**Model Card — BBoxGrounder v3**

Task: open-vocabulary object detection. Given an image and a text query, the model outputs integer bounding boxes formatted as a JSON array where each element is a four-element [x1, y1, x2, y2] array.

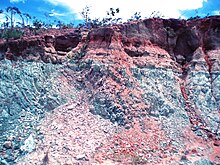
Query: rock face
[[0, 29, 81, 63], [0, 16, 220, 164], [80, 16, 220, 134], [0, 60, 76, 164]]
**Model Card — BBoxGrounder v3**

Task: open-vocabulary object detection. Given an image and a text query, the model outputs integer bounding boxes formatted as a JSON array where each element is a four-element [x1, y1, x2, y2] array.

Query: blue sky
[[180, 0, 220, 18], [0, 0, 220, 26], [0, 0, 78, 25]]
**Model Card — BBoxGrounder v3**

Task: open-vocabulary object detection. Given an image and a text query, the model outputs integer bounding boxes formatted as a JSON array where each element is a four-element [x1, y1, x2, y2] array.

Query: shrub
[[128, 12, 142, 21], [0, 28, 24, 39], [79, 7, 122, 28], [32, 19, 43, 29]]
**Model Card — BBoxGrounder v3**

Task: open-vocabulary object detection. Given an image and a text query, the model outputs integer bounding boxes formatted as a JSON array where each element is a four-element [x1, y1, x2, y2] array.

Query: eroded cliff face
[[0, 16, 220, 164]]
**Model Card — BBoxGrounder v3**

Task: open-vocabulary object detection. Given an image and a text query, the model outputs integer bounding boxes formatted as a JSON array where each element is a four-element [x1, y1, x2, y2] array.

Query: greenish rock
[[0, 59, 76, 164], [193, 159, 214, 165], [20, 134, 35, 153]]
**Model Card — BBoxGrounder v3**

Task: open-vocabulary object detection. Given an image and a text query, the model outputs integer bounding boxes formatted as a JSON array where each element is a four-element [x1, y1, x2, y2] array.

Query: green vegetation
[[6, 7, 22, 28], [79, 7, 122, 28], [55, 20, 74, 29], [128, 12, 142, 21], [0, 5, 168, 33], [0, 28, 24, 39], [0, 5, 125, 39], [80, 6, 91, 28], [20, 13, 32, 27], [0, 5, 211, 40]]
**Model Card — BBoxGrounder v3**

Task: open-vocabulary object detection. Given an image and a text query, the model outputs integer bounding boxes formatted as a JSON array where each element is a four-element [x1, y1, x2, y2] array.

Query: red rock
[[0, 16, 220, 165], [0, 16, 219, 65]]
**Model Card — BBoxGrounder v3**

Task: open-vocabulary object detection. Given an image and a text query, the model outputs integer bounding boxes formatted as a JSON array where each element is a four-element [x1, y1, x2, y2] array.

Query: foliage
[[6, 7, 22, 28], [0, 28, 24, 39], [101, 8, 121, 26], [44, 12, 54, 28], [0, 8, 9, 28], [79, 7, 122, 28], [20, 13, 32, 27], [128, 12, 142, 21], [80, 6, 91, 28], [149, 11, 164, 18], [0, 5, 218, 32], [187, 15, 201, 20], [55, 20, 74, 29], [1, 6, 27, 28], [32, 19, 44, 29], [0, 7, 53, 29], [55, 20, 65, 28], [1, 22, 10, 28], [65, 23, 75, 28]]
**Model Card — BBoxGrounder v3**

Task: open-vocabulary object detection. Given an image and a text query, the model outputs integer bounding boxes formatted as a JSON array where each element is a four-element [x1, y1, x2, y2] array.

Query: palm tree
[[20, 13, 31, 27], [24, 13, 31, 26], [6, 7, 21, 28]]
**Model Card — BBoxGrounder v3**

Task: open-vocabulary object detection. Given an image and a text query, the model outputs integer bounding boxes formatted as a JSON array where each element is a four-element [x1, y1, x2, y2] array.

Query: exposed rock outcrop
[[0, 16, 220, 164], [0, 29, 81, 63]]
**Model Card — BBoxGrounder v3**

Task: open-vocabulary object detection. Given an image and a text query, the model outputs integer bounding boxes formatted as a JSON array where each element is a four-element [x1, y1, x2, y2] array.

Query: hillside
[[0, 16, 220, 164]]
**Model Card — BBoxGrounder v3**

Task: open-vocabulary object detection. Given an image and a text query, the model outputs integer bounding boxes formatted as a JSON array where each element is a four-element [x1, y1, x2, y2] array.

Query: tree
[[1, 22, 9, 28], [32, 19, 43, 29], [17, 13, 31, 27], [0, 9, 9, 28], [6, 7, 21, 28], [55, 20, 63, 28], [0, 9, 3, 27], [102, 8, 121, 25], [20, 13, 31, 27], [44, 12, 54, 28], [107, 8, 119, 17], [56, 20, 74, 29], [149, 11, 164, 18], [80, 6, 91, 28], [128, 12, 141, 21]]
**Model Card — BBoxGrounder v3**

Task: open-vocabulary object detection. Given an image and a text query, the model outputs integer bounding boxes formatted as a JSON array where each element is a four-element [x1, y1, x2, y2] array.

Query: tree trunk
[[10, 11, 13, 28]]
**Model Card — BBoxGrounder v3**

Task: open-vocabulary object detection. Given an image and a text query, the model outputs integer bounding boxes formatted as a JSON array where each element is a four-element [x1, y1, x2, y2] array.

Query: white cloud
[[10, 0, 26, 3], [212, 10, 220, 15], [0, 14, 5, 23], [44, 0, 206, 20], [49, 10, 65, 17]]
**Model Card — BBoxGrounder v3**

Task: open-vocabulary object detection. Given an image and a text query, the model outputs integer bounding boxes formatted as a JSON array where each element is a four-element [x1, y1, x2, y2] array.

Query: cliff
[[0, 16, 220, 164]]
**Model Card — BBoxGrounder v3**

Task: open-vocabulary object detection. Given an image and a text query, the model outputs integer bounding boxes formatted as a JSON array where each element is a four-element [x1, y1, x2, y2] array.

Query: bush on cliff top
[[0, 28, 24, 40]]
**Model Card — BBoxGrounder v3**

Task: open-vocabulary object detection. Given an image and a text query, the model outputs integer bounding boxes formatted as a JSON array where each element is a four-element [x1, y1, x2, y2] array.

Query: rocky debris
[[3, 141, 13, 149], [75, 154, 88, 161], [72, 16, 220, 164], [17, 92, 120, 165], [95, 118, 170, 164], [0, 16, 220, 164], [0, 59, 76, 164], [20, 134, 36, 153]]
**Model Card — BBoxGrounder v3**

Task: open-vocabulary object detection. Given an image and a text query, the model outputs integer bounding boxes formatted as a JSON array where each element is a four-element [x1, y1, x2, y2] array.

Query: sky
[[0, 0, 220, 26]]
